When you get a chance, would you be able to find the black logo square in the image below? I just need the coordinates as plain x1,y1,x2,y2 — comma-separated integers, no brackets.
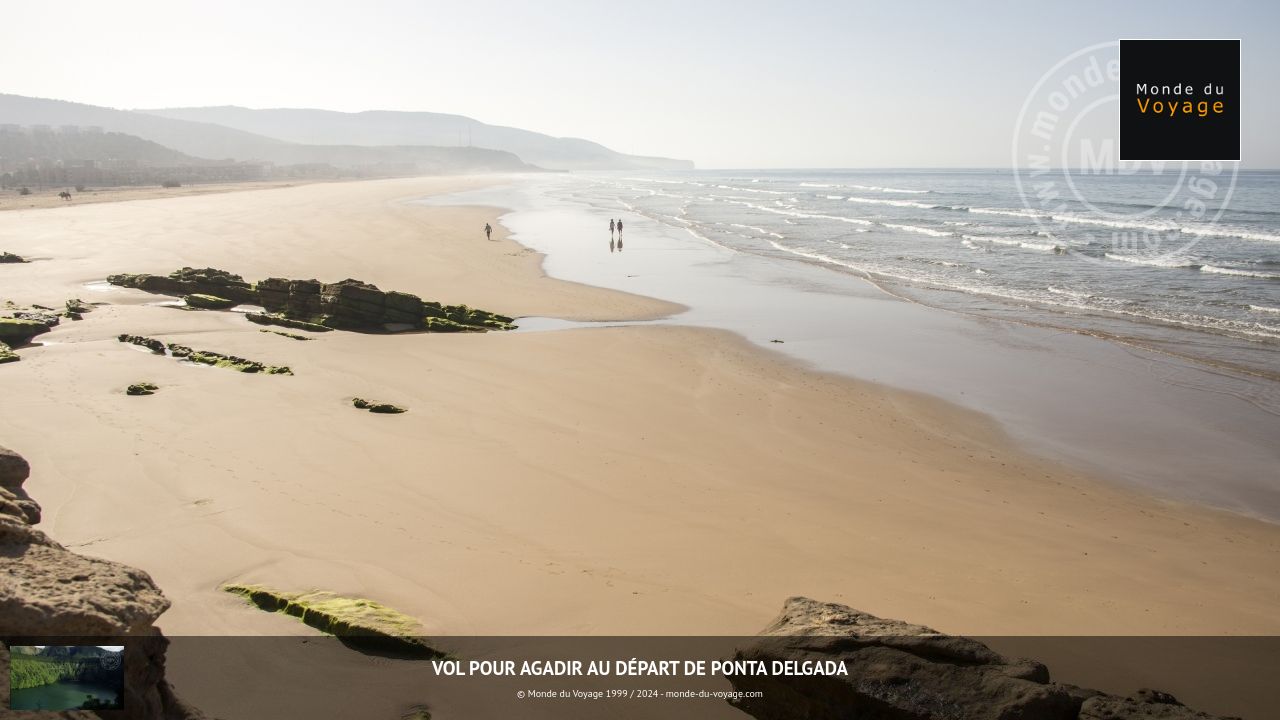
1120,39,1240,161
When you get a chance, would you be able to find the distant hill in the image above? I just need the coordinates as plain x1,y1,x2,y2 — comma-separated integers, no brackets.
0,94,535,173
1,94,289,162
137,106,693,171
0,128,202,165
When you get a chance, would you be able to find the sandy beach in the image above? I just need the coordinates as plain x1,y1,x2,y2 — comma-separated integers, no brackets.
0,180,311,213
1,174,1277,647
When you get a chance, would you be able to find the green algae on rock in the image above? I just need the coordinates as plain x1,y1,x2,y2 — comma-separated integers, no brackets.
183,293,238,310
221,583,440,657
126,382,159,396
245,312,333,333
259,329,313,341
108,266,259,304
63,297,93,320
353,397,408,414
0,340,17,364
166,343,292,375
118,333,167,354
107,266,516,333
0,251,27,263
0,317,51,346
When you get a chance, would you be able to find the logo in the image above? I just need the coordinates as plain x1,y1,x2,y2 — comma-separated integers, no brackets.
1012,41,1239,264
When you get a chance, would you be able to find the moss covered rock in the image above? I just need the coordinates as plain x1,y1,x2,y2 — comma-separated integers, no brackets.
11,311,59,327
245,312,333,333
183,293,238,310
353,398,407,414
126,382,159,396
118,333,167,354
0,340,18,364
111,267,516,333
423,302,515,331
108,266,259,304
259,329,312,341
222,583,440,657
0,317,51,346
62,297,92,320
0,251,27,263
166,343,292,375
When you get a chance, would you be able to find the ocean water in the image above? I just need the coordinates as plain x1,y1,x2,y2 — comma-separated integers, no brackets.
422,172,1280,519
556,169,1280,381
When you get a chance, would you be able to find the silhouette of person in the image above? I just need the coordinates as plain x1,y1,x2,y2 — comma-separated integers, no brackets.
609,218,615,238
616,218,624,237
484,223,492,240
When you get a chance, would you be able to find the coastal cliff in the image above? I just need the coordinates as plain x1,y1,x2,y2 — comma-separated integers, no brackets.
0,445,207,720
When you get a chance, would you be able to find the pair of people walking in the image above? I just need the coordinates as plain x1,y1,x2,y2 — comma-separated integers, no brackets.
609,218,625,252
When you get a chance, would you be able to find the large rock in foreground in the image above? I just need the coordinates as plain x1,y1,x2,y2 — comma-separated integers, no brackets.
728,597,1237,720
0,444,206,720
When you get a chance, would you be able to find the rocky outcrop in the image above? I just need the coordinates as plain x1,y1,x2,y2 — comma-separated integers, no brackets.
244,312,332,333
258,329,312,341
1078,690,1234,720
728,598,1238,720
0,444,31,489
118,334,167,354
63,298,92,321
0,251,27,263
0,341,17,364
166,343,292,375
116,334,291,375
256,277,514,332
221,583,440,658
107,267,515,333
0,444,207,719
107,267,258,305
0,317,50,347
353,397,407,414
182,294,237,310
126,382,159,396
0,443,40,532
10,311,60,328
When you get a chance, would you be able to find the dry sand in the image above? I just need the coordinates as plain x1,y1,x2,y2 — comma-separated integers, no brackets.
0,180,311,213
0,174,1277,647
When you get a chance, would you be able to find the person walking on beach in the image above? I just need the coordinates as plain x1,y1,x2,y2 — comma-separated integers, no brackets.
616,218,624,238
609,218,616,238
484,222,492,241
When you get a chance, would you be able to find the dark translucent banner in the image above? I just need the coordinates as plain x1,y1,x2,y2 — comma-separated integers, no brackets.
2,636,1276,719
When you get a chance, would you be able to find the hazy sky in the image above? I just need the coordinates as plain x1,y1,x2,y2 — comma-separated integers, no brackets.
3,0,1277,167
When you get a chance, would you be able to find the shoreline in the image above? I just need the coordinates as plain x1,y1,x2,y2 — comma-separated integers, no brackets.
435,175,1280,524
0,174,1277,642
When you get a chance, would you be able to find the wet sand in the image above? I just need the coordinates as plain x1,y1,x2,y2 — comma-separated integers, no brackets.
440,177,1280,522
